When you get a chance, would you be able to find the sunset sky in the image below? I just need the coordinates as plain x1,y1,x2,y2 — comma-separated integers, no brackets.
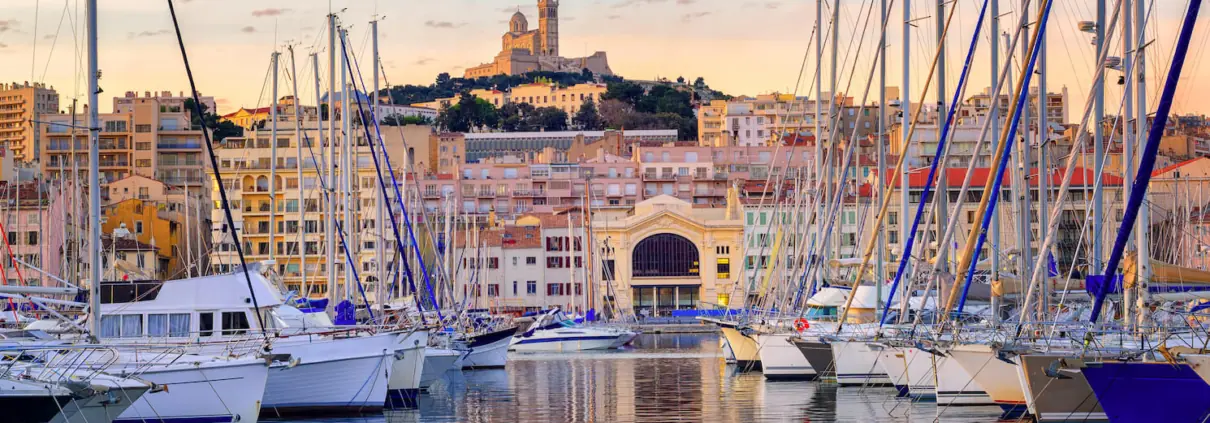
1,0,1207,119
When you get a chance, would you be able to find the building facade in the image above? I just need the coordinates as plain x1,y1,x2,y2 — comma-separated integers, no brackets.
463,0,612,78
0,82,60,162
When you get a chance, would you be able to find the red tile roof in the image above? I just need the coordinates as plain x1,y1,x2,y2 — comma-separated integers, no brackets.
874,166,1124,189
1151,157,1208,177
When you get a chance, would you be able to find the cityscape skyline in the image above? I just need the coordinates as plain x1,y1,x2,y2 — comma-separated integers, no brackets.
1,0,1206,116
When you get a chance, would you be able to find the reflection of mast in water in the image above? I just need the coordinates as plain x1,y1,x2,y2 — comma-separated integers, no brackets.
803,382,839,422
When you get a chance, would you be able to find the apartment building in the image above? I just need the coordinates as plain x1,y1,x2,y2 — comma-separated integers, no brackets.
106,175,211,279
449,212,591,314
413,83,606,118
207,126,410,299
222,95,320,130
0,82,60,162
0,182,74,287
114,90,215,115
961,86,1070,126
697,92,891,148
41,95,208,198
463,129,676,162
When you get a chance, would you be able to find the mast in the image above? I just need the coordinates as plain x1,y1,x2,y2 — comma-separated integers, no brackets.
988,0,1001,323
829,0,839,264
1133,0,1150,326
1015,0,1034,319
270,51,279,263
900,0,912,299
311,52,324,298
934,0,950,280
1035,0,1049,315
86,0,101,339
372,18,386,309
1093,0,1105,282
340,27,354,302
326,14,338,305
876,0,887,311
290,46,306,293
812,0,823,294
1121,0,1134,325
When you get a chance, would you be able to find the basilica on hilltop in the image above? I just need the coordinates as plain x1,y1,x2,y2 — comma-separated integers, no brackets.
464,0,614,78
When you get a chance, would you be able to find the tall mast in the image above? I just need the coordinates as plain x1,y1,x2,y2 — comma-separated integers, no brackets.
876,0,888,311
829,0,839,263
289,47,306,293
934,0,950,278
270,51,279,263
340,27,354,302
86,0,101,339
1035,0,1049,315
900,0,912,298
311,52,324,298
1121,0,1134,326
372,19,386,308
1008,25,1031,318
988,0,1001,323
812,0,823,294
1133,0,1150,325
1092,0,1105,280
326,15,338,304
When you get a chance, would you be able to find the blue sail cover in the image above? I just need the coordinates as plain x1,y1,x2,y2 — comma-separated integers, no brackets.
334,300,356,325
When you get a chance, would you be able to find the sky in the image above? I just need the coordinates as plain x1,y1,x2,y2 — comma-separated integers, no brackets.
2,0,1209,119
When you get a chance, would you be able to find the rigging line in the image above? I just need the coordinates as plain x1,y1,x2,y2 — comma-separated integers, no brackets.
39,0,73,83
165,0,269,343
31,0,40,81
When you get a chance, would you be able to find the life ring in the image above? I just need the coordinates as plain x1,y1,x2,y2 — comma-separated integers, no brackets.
794,318,810,332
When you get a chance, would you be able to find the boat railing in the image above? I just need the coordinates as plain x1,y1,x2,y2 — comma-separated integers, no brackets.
0,344,121,384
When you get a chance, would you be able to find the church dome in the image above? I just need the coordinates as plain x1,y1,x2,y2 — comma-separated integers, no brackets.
510,11,529,33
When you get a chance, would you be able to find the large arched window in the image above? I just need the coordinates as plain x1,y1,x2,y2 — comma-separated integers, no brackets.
632,234,699,277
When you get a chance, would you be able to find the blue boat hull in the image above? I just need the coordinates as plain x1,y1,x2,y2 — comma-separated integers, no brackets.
1082,362,1210,423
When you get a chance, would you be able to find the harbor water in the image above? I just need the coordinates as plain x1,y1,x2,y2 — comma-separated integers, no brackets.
271,333,1005,423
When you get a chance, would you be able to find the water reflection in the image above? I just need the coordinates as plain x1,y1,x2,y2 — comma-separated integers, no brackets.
272,333,1004,423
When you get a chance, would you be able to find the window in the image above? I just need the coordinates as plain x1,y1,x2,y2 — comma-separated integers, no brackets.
526,256,537,265
717,258,731,279
526,281,537,295
547,283,565,296
99,314,143,338
487,284,500,297
148,314,169,337
632,234,699,277
135,221,144,234
221,311,250,335
26,232,37,245
135,124,152,133
513,281,518,295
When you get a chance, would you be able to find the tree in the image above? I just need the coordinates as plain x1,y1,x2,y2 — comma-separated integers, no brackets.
436,72,451,85
184,98,243,142
529,107,569,131
676,76,685,84
382,114,432,126
693,77,706,88
573,99,604,130
436,93,499,132
497,102,536,132
602,81,645,107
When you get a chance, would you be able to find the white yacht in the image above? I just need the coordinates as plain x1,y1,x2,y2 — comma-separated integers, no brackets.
510,310,637,352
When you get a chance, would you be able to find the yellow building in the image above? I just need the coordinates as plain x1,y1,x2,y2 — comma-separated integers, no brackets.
590,192,745,314
220,106,272,130
508,83,605,115
101,198,182,279
0,82,60,162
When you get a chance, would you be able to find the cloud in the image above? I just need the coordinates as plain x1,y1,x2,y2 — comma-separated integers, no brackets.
414,57,435,66
251,8,291,17
127,29,170,39
676,0,696,4
424,20,466,29
0,19,18,33
681,11,711,22
240,26,256,33
42,34,55,40
0,43,7,49
607,15,622,20
613,0,668,8
765,2,781,9
564,16,576,21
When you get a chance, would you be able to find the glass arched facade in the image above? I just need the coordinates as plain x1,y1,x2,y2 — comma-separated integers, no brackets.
632,234,699,277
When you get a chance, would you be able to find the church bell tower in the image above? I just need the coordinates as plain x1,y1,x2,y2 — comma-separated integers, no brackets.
538,0,559,56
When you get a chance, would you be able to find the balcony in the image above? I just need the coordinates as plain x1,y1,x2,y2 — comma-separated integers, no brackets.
422,191,441,198
98,159,130,168
157,142,203,150
643,172,676,181
512,189,545,197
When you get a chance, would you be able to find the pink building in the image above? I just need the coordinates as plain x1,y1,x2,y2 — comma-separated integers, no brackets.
0,181,74,287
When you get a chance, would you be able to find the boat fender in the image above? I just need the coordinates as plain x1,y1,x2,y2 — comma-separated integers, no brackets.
794,318,809,332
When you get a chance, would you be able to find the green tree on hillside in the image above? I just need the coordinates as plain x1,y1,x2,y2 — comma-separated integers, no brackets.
184,98,243,142
573,99,604,130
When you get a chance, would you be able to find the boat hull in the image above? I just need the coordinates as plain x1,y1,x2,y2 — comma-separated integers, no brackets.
386,336,428,409
1187,354,1210,385
54,379,148,423
419,349,461,390
947,344,1026,415
903,347,937,400
510,327,629,352
830,340,891,386
116,358,269,423
462,328,514,368
874,346,910,397
719,327,761,371
0,379,73,423
1016,354,1106,422
754,333,815,380
933,350,993,406
1081,361,1210,423
790,338,834,381
262,335,397,416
